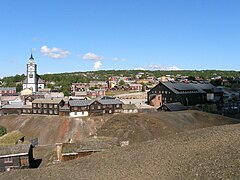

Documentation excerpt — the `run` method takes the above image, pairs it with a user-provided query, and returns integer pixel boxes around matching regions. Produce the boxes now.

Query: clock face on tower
[29,66,34,71]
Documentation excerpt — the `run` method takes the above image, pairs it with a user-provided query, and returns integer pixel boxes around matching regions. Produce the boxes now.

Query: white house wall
[70,111,89,117]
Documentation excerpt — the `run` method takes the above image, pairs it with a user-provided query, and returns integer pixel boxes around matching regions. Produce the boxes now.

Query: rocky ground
[1,110,240,179]
[1,123,240,179]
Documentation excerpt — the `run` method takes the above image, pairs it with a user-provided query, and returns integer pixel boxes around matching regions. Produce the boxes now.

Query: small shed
[157,102,188,112]
[56,137,119,162]
[122,104,138,113]
[0,144,33,172]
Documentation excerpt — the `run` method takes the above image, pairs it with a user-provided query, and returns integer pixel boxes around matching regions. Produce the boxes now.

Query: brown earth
[0,115,109,145]
[1,123,240,179]
[0,110,238,146]
[97,110,239,144]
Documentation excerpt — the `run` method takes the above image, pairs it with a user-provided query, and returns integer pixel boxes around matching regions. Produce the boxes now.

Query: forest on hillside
[1,70,240,95]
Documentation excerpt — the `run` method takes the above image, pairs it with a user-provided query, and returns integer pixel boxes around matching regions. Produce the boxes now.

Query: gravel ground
[1,123,240,180]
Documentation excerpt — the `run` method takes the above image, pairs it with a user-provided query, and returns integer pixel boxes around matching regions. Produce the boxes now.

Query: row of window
[153,90,170,95]
[72,104,120,111]
[32,109,58,114]
[33,104,58,108]
[4,157,13,163]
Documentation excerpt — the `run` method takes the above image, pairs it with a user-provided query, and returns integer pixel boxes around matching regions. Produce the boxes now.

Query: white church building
[22,53,45,92]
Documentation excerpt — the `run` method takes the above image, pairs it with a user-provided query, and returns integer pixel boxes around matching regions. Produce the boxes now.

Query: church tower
[22,53,45,93]
[26,53,37,92]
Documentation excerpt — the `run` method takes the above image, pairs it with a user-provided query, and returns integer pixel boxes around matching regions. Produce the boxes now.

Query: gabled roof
[98,99,123,105]
[0,144,30,157]
[190,83,223,93]
[0,87,16,91]
[69,99,123,107]
[162,82,205,94]
[36,74,45,84]
[32,98,64,104]
[69,100,94,107]
[2,103,24,109]
[100,96,116,100]
[61,137,119,154]
[158,102,188,111]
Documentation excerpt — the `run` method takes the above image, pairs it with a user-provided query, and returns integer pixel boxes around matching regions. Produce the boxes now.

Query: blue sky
[1,0,240,77]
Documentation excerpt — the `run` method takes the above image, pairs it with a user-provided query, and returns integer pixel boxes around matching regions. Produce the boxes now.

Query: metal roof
[0,87,16,91]
[162,82,207,94]
[32,98,64,104]
[69,99,123,106]
[158,102,188,111]
[0,144,30,157]
[2,104,24,109]
[98,99,123,105]
[69,100,94,107]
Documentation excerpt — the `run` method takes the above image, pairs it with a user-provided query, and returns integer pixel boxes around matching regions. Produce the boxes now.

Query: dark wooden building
[147,82,223,107]
[32,98,65,115]
[157,102,188,112]
[0,144,33,172]
[69,99,123,117]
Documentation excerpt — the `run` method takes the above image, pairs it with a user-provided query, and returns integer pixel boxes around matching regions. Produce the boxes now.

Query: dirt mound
[97,110,239,144]
[0,115,108,145]
[1,123,240,179]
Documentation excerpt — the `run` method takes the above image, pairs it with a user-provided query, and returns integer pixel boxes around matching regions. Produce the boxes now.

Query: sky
[1,0,240,77]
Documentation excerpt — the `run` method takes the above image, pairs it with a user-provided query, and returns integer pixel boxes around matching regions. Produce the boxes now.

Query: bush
[0,125,7,137]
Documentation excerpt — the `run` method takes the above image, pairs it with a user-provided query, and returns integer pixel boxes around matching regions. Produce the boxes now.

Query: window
[116,104,120,108]
[33,104,37,108]
[29,73,33,78]
[43,104,48,108]
[54,104,58,108]
[38,104,41,108]
[49,104,53,108]
[74,107,78,111]
[98,105,101,109]
[4,157,13,163]
[54,110,58,114]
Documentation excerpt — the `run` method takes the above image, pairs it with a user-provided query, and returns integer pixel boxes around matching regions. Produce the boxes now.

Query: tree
[118,80,125,86]
[0,125,7,137]
[16,83,23,92]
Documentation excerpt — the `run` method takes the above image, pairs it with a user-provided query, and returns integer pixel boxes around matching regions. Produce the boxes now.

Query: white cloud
[83,52,103,61]
[41,45,70,59]
[113,57,126,61]
[135,64,181,71]
[93,61,102,70]
[167,66,181,70]
[134,67,145,70]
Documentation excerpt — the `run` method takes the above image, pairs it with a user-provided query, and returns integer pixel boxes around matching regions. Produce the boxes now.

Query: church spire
[30,50,34,60]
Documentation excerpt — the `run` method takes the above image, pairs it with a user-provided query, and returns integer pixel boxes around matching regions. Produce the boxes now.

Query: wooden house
[56,137,119,162]
[32,98,65,115]
[69,100,93,117]
[0,144,33,172]
[69,99,123,117]
[147,82,223,107]
[157,102,188,112]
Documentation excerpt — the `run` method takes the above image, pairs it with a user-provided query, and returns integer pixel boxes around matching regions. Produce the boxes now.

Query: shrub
[0,125,7,137]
